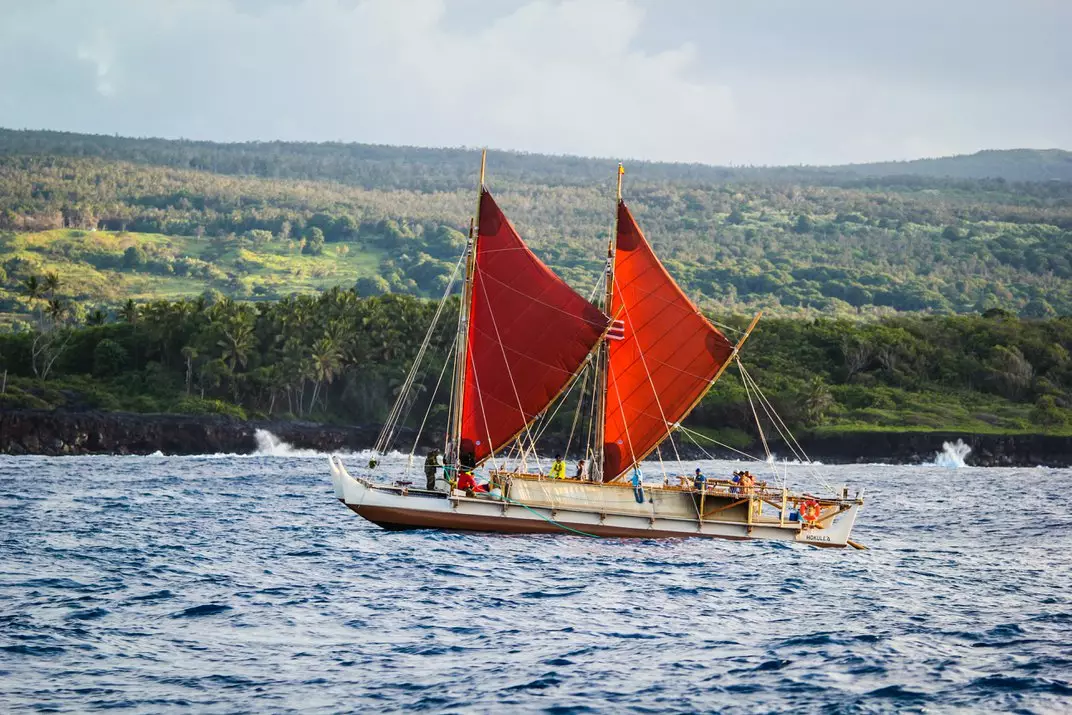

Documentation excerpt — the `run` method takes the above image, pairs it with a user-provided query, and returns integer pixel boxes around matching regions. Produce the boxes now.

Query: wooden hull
[329,457,863,547]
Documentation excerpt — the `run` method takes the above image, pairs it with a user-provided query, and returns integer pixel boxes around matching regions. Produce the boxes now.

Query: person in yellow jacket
[549,454,567,479]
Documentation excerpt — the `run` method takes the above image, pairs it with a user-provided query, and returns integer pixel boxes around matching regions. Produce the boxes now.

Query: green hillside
[0,130,1068,437]
[1,133,1070,326]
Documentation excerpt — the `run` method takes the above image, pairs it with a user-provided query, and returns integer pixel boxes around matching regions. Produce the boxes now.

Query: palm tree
[22,275,42,301]
[308,337,342,412]
[86,308,107,326]
[46,298,68,325]
[217,320,255,402]
[181,346,199,395]
[120,299,139,325]
[43,271,61,297]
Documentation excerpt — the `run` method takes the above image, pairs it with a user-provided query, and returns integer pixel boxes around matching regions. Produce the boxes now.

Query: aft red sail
[460,190,610,466]
[602,201,734,481]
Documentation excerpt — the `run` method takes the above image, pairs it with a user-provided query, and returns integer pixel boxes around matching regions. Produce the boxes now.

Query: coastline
[2,409,1070,467]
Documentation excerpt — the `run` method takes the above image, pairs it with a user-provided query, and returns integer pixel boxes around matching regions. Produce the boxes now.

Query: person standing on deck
[575,459,588,480]
[631,465,645,504]
[549,454,567,479]
[424,449,440,490]
[693,467,707,492]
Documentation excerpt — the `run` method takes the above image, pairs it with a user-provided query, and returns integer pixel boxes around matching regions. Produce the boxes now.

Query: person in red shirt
[457,470,476,492]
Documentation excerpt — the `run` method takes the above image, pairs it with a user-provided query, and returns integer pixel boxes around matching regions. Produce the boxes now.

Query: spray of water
[250,429,408,460]
[933,439,971,468]
[253,429,322,457]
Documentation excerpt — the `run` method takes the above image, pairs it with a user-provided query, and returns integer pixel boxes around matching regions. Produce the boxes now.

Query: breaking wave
[253,429,322,457]
[932,439,971,468]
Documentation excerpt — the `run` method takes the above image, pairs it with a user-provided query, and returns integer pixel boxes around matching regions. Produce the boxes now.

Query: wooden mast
[449,149,486,469]
[592,163,624,482]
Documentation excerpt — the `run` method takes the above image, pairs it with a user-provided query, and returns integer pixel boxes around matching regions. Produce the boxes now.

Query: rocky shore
[1,409,1070,467]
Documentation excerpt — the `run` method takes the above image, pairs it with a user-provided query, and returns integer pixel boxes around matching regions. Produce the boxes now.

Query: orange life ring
[800,500,821,523]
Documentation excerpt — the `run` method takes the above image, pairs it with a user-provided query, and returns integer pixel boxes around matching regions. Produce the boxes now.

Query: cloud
[0,0,1068,165]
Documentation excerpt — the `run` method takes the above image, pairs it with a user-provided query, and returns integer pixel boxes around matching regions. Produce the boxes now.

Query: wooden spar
[592,163,624,483]
[449,149,485,467]
[617,310,764,480]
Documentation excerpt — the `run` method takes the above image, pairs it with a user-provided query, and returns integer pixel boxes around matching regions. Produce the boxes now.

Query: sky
[0,0,1069,166]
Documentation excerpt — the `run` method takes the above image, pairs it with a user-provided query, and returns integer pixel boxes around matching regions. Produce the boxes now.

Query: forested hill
[833,149,1072,183]
[1,128,1071,323]
[2,128,1071,189]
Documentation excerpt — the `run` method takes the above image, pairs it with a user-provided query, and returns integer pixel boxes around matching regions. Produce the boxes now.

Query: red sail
[602,201,734,481]
[460,190,610,466]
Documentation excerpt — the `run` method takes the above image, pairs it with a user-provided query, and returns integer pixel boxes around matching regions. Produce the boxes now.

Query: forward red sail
[460,190,610,466]
[602,201,735,481]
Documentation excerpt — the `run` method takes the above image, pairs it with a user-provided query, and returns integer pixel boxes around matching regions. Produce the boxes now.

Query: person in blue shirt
[631,465,644,504]
[693,467,707,492]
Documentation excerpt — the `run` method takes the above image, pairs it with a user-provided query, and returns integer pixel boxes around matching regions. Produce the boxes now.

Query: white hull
[329,457,863,547]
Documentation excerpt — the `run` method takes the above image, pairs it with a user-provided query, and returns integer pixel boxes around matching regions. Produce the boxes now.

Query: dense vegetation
[1,130,1071,327]
[0,288,1069,441]
[0,129,1069,438]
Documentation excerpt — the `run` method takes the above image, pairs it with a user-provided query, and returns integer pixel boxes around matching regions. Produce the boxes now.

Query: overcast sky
[1,0,1068,165]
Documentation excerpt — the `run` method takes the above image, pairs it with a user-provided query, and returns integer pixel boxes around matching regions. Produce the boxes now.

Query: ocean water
[1,447,1070,714]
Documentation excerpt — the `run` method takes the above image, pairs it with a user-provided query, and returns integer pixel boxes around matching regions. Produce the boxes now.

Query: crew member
[631,465,644,504]
[457,469,476,493]
[550,454,567,479]
[424,448,440,490]
[575,458,588,480]
[693,467,707,491]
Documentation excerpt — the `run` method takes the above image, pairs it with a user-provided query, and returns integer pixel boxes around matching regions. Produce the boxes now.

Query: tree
[22,275,42,303]
[45,298,68,325]
[123,245,148,269]
[308,337,342,412]
[355,275,389,296]
[93,339,128,376]
[43,271,61,296]
[726,207,745,225]
[181,345,198,395]
[793,215,813,234]
[802,377,835,426]
[1031,395,1069,429]
[303,227,325,255]
[120,299,139,324]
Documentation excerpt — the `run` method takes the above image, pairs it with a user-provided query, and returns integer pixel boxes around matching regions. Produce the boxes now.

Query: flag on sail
[602,201,735,482]
[460,190,610,466]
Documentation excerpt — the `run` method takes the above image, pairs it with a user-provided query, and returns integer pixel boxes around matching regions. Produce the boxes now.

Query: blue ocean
[1,443,1070,713]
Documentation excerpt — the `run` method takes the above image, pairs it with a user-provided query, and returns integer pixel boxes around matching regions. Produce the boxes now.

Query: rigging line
[677,425,763,462]
[386,256,461,449]
[611,269,730,338]
[479,270,611,329]
[527,361,586,454]
[739,358,772,463]
[615,299,683,473]
[467,333,502,473]
[737,362,836,494]
[564,363,590,462]
[475,263,542,473]
[708,317,746,336]
[743,374,818,494]
[607,357,639,483]
[495,493,600,537]
[381,267,456,452]
[736,362,810,468]
[409,332,457,463]
[467,323,589,376]
[376,254,463,453]
[736,363,826,494]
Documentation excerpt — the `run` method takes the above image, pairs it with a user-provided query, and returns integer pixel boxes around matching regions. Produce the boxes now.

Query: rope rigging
[374,252,464,456]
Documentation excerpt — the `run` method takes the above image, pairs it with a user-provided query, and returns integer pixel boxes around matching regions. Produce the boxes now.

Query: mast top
[616,162,624,202]
[479,148,487,189]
